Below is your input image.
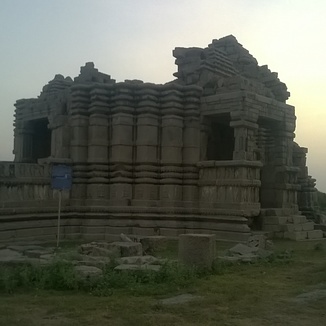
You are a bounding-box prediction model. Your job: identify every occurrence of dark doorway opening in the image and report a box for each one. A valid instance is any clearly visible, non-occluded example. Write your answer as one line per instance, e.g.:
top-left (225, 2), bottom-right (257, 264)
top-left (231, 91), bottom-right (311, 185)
top-left (206, 114), bottom-right (234, 161)
top-left (29, 118), bottom-right (51, 162)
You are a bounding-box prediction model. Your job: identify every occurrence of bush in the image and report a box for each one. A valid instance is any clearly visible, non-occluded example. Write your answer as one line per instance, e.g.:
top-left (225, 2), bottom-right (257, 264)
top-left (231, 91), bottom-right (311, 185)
top-left (0, 261), bottom-right (78, 293)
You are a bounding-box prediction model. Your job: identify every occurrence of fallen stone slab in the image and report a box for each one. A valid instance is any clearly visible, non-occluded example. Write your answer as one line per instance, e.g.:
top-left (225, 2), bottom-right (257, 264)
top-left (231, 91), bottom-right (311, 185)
top-left (159, 294), bottom-right (202, 305)
top-left (107, 242), bottom-right (142, 257)
top-left (120, 233), bottom-right (133, 242)
top-left (240, 253), bottom-right (259, 263)
top-left (228, 243), bottom-right (256, 256)
top-left (25, 249), bottom-right (54, 259)
top-left (219, 243), bottom-right (273, 263)
top-left (7, 245), bottom-right (46, 253)
top-left (0, 249), bottom-right (49, 265)
top-left (79, 242), bottom-right (120, 258)
top-left (74, 255), bottom-right (111, 268)
top-left (39, 254), bottom-right (55, 260)
top-left (117, 255), bottom-right (158, 265)
top-left (90, 246), bottom-right (120, 258)
top-left (74, 265), bottom-right (103, 281)
top-left (0, 248), bottom-right (24, 262)
top-left (114, 264), bottom-right (161, 272)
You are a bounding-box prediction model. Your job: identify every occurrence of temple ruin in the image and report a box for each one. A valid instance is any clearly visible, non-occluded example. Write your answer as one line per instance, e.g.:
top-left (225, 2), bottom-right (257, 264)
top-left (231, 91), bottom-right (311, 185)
top-left (0, 35), bottom-right (322, 242)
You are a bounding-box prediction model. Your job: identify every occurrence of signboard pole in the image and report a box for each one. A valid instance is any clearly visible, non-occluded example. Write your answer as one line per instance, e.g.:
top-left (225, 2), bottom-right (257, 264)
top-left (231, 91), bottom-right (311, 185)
top-left (56, 190), bottom-right (62, 247)
top-left (51, 164), bottom-right (72, 248)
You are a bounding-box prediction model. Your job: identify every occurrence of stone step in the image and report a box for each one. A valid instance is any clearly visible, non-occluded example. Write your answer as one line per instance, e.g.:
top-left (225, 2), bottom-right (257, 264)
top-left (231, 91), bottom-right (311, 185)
top-left (283, 230), bottom-right (324, 240)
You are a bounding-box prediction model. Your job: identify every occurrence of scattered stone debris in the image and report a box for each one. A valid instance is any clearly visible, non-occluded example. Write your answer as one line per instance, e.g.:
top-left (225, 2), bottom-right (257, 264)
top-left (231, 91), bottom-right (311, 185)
top-left (247, 233), bottom-right (267, 249)
top-left (218, 243), bottom-right (273, 263)
top-left (120, 233), bottom-right (133, 242)
top-left (140, 236), bottom-right (168, 254)
top-left (108, 242), bottom-right (142, 257)
top-left (159, 294), bottom-right (202, 306)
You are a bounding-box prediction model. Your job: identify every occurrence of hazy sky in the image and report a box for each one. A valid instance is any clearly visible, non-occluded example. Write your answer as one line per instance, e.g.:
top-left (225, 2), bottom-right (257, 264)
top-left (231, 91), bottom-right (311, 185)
top-left (1, 0), bottom-right (326, 190)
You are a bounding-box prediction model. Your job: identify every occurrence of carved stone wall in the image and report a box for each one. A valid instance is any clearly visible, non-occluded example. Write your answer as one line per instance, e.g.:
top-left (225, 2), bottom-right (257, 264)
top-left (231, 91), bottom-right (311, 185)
top-left (0, 36), bottom-right (321, 243)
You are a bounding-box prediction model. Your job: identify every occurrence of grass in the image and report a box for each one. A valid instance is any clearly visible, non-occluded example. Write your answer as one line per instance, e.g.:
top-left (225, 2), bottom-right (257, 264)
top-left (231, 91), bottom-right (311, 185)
top-left (0, 240), bottom-right (326, 325)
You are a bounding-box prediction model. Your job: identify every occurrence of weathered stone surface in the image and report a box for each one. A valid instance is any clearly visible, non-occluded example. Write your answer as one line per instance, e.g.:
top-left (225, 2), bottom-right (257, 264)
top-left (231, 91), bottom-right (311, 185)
top-left (8, 245), bottom-right (45, 253)
top-left (0, 249), bottom-right (24, 262)
top-left (219, 243), bottom-right (273, 263)
top-left (120, 233), bottom-right (133, 242)
top-left (79, 242), bottom-right (120, 257)
top-left (108, 242), bottom-right (142, 257)
top-left (307, 230), bottom-right (323, 239)
top-left (247, 233), bottom-right (267, 249)
top-left (74, 265), bottom-right (103, 280)
top-left (117, 255), bottom-right (157, 265)
top-left (114, 264), bottom-right (161, 272)
top-left (229, 243), bottom-right (254, 256)
top-left (178, 234), bottom-right (216, 268)
top-left (24, 249), bottom-right (54, 258)
top-left (140, 236), bottom-right (167, 253)
top-left (284, 231), bottom-right (307, 241)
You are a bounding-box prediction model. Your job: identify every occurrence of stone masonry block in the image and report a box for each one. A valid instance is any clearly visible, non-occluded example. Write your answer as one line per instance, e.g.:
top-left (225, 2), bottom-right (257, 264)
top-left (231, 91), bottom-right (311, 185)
top-left (263, 225), bottom-right (281, 232)
top-left (293, 224), bottom-right (303, 232)
top-left (287, 215), bottom-right (302, 224)
top-left (280, 224), bottom-right (295, 232)
top-left (274, 232), bottom-right (284, 239)
top-left (284, 231), bottom-right (307, 241)
top-left (307, 230), bottom-right (323, 240)
top-left (178, 234), bottom-right (216, 268)
top-left (302, 222), bottom-right (314, 231)
top-left (263, 216), bottom-right (287, 225)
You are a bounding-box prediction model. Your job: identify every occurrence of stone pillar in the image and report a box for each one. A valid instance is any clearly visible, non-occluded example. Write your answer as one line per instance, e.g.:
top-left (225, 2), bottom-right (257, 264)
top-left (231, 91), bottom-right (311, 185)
top-left (293, 145), bottom-right (317, 219)
top-left (70, 86), bottom-right (90, 162)
top-left (14, 122), bottom-right (34, 163)
top-left (70, 86), bottom-right (90, 203)
top-left (160, 114), bottom-right (183, 205)
top-left (109, 86), bottom-right (134, 205)
top-left (230, 119), bottom-right (258, 161)
top-left (272, 127), bottom-right (299, 211)
top-left (70, 115), bottom-right (89, 162)
top-left (48, 115), bottom-right (69, 159)
top-left (86, 87), bottom-right (111, 204)
top-left (183, 116), bottom-right (200, 205)
top-left (134, 112), bottom-right (159, 203)
top-left (88, 113), bottom-right (109, 163)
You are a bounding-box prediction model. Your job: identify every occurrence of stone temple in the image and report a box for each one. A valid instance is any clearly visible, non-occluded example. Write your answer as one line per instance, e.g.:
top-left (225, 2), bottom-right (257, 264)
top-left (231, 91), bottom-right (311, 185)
top-left (0, 35), bottom-right (322, 242)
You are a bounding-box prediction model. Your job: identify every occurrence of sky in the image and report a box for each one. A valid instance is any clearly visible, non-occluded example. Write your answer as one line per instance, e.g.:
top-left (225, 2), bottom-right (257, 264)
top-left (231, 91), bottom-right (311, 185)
top-left (1, 0), bottom-right (326, 190)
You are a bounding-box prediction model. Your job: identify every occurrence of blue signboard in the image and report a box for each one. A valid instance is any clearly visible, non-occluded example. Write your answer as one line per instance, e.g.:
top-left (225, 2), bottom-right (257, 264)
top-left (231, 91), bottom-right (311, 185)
top-left (51, 165), bottom-right (72, 190)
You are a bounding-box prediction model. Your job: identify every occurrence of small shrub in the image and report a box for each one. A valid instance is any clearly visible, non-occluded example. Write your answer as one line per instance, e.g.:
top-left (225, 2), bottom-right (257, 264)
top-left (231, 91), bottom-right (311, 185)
top-left (0, 261), bottom-right (78, 293)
